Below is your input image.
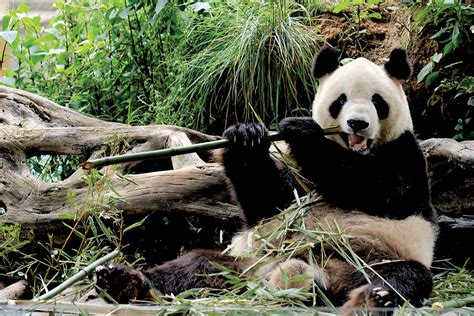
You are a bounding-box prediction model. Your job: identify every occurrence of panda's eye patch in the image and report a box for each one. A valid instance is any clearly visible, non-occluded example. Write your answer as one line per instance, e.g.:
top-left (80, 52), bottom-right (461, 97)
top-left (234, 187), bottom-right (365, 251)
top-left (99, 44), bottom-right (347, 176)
top-left (329, 93), bottom-right (347, 119)
top-left (372, 93), bottom-right (389, 120)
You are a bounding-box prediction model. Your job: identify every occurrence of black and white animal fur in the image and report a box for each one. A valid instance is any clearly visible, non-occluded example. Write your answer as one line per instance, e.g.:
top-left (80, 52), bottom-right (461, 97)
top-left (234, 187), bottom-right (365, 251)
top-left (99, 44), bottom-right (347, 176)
top-left (95, 48), bottom-right (438, 309)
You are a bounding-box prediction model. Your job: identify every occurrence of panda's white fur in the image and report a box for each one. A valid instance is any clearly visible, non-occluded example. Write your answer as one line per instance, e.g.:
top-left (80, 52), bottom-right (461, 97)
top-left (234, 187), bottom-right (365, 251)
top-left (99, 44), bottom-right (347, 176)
top-left (230, 207), bottom-right (436, 267)
top-left (313, 57), bottom-right (413, 152)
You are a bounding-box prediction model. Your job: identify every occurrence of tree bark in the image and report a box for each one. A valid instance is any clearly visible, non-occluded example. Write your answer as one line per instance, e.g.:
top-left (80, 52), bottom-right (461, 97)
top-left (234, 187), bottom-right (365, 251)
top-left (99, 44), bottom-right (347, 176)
top-left (0, 86), bottom-right (472, 265)
top-left (0, 280), bottom-right (29, 300)
top-left (0, 86), bottom-right (243, 234)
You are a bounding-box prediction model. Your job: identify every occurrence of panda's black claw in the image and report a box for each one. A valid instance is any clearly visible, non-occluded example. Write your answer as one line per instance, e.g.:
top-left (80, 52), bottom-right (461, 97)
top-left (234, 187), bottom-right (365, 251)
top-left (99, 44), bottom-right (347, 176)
top-left (223, 123), bottom-right (268, 149)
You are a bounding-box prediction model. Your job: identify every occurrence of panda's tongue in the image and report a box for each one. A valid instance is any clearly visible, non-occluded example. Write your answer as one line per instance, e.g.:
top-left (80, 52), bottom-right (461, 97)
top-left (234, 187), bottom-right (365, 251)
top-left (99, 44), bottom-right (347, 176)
top-left (348, 133), bottom-right (368, 151)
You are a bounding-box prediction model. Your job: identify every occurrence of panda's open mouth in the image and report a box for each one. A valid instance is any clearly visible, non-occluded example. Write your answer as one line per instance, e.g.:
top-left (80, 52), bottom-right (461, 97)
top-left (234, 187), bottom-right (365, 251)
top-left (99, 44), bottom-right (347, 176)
top-left (341, 133), bottom-right (372, 152)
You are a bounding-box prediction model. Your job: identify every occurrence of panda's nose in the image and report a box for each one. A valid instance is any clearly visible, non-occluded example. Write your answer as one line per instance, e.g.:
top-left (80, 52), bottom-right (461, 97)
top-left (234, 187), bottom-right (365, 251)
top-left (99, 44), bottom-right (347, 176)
top-left (347, 119), bottom-right (369, 131)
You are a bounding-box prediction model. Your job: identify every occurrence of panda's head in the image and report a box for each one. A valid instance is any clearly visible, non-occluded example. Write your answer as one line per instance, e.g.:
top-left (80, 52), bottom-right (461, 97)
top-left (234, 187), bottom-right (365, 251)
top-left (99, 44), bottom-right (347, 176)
top-left (312, 47), bottom-right (413, 153)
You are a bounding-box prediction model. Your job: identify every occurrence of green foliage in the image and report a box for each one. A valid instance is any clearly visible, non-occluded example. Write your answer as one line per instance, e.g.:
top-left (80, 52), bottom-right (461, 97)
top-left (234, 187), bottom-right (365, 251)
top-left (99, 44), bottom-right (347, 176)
top-left (415, 0), bottom-right (474, 140)
top-left (28, 155), bottom-right (82, 182)
top-left (1, 1), bottom-right (321, 134)
top-left (0, 0), bottom-right (187, 126)
top-left (0, 140), bottom-right (147, 297)
top-left (169, 1), bottom-right (320, 133)
top-left (431, 262), bottom-right (474, 303)
top-left (332, 0), bottom-right (383, 23)
top-left (331, 0), bottom-right (384, 53)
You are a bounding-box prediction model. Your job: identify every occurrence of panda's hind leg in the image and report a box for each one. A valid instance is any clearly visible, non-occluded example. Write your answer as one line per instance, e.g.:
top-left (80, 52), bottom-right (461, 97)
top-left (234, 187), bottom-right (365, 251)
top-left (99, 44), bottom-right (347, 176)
top-left (342, 260), bottom-right (433, 310)
top-left (95, 249), bottom-right (243, 303)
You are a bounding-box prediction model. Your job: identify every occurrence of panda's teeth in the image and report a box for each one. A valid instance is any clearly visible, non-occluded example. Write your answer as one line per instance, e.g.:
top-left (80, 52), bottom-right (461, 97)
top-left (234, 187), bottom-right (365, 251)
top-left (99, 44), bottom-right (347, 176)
top-left (348, 134), bottom-right (368, 151)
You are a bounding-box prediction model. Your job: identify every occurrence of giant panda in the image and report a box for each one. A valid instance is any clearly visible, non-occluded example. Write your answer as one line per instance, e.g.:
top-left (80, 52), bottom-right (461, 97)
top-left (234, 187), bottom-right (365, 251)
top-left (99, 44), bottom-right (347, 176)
top-left (95, 47), bottom-right (438, 309)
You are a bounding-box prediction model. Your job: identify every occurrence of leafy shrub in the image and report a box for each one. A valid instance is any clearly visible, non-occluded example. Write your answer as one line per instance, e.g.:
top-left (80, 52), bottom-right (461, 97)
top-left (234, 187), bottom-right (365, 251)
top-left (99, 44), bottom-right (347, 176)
top-left (414, 0), bottom-right (473, 140)
top-left (0, 0), bottom-right (186, 126)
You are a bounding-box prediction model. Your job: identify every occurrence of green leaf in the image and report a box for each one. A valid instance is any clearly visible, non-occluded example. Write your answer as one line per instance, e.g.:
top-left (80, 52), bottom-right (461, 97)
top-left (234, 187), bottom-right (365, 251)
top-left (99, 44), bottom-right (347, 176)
top-left (31, 53), bottom-right (46, 65)
top-left (432, 52), bottom-right (443, 63)
top-left (119, 7), bottom-right (132, 19)
top-left (443, 42), bottom-right (454, 55)
top-left (431, 27), bottom-right (446, 40)
top-left (332, 0), bottom-right (349, 14)
top-left (368, 12), bottom-right (382, 19)
top-left (57, 213), bottom-right (77, 220)
top-left (0, 31), bottom-right (18, 44)
top-left (44, 27), bottom-right (62, 40)
top-left (458, 77), bottom-right (474, 94)
top-left (15, 3), bottom-right (31, 14)
top-left (451, 24), bottom-right (460, 48)
top-left (289, 274), bottom-right (313, 283)
top-left (124, 216), bottom-right (148, 233)
top-left (425, 71), bottom-right (440, 87)
top-left (2, 15), bottom-right (11, 31)
top-left (417, 62), bottom-right (433, 83)
top-left (0, 76), bottom-right (15, 87)
top-left (155, 0), bottom-right (169, 15)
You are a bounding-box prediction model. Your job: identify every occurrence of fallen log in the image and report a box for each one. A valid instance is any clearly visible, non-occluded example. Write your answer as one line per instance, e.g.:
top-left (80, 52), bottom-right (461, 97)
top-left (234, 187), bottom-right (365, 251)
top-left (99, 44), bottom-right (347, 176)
top-left (0, 280), bottom-right (28, 300)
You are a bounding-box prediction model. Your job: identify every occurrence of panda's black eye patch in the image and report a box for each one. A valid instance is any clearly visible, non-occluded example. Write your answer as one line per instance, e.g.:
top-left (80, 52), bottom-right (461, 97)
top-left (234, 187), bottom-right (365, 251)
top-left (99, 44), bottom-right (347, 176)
top-left (329, 93), bottom-right (347, 119)
top-left (372, 93), bottom-right (389, 120)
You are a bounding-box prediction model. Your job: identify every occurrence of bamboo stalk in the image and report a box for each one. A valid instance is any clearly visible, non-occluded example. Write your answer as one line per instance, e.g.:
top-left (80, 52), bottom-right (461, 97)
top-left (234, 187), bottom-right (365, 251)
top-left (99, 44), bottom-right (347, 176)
top-left (433, 296), bottom-right (474, 309)
top-left (82, 127), bottom-right (340, 170)
top-left (34, 249), bottom-right (120, 301)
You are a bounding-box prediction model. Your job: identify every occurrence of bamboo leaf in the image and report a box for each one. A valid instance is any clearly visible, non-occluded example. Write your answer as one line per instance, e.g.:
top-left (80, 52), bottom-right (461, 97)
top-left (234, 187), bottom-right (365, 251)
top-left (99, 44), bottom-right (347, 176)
top-left (0, 31), bottom-right (18, 45)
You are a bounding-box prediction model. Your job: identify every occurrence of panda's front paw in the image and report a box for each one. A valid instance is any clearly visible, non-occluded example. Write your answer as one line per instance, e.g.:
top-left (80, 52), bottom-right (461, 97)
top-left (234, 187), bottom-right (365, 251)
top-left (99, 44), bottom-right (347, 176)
top-left (278, 117), bottom-right (324, 142)
top-left (95, 263), bottom-right (155, 303)
top-left (223, 123), bottom-right (269, 150)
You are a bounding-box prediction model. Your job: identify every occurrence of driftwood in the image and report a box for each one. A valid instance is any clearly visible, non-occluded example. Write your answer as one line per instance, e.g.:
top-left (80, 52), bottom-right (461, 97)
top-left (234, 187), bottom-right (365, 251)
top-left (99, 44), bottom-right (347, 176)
top-left (0, 86), bottom-right (243, 233)
top-left (0, 86), bottom-right (472, 265)
top-left (420, 138), bottom-right (474, 265)
top-left (0, 280), bottom-right (28, 300)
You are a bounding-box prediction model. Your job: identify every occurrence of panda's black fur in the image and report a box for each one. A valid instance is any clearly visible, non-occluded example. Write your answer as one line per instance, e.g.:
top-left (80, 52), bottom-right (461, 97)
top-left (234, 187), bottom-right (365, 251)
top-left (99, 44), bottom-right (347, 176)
top-left (95, 48), bottom-right (438, 309)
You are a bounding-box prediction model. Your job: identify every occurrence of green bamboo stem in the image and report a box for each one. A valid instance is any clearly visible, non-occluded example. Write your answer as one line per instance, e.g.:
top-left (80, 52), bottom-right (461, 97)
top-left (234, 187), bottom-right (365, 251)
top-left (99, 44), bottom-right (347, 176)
top-left (434, 296), bottom-right (474, 309)
top-left (34, 249), bottom-right (120, 301)
top-left (82, 127), bottom-right (341, 170)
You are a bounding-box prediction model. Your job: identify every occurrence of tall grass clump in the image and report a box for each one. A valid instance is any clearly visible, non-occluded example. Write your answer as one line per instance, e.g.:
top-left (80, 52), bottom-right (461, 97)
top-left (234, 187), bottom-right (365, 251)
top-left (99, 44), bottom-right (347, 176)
top-left (172, 1), bottom-right (322, 133)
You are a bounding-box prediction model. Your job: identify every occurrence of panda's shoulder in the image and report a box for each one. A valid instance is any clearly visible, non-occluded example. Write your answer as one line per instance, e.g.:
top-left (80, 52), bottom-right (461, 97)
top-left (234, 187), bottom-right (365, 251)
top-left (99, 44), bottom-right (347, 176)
top-left (379, 131), bottom-right (424, 159)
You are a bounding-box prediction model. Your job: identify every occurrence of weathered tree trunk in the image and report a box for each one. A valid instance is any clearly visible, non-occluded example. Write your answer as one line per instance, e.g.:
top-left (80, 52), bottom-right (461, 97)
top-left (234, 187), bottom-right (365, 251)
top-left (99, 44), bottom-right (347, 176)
top-left (419, 138), bottom-right (474, 265)
top-left (0, 280), bottom-right (29, 300)
top-left (0, 86), bottom-right (472, 265)
top-left (0, 86), bottom-right (244, 233)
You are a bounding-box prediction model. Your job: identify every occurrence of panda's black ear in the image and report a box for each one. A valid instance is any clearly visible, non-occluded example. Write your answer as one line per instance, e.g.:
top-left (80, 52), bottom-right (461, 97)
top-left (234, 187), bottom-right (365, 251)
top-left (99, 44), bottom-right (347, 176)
top-left (384, 48), bottom-right (412, 80)
top-left (312, 47), bottom-right (339, 79)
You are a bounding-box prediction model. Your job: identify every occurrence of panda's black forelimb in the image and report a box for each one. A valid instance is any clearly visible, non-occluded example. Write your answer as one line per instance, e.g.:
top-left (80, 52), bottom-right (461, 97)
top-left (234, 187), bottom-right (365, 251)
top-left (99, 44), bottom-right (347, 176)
top-left (278, 117), bottom-right (435, 222)
top-left (222, 123), bottom-right (296, 226)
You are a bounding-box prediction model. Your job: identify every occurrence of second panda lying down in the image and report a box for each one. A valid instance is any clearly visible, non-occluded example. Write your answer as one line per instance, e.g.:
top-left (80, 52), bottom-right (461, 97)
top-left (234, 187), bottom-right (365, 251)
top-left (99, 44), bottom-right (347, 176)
top-left (95, 48), bottom-right (438, 309)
